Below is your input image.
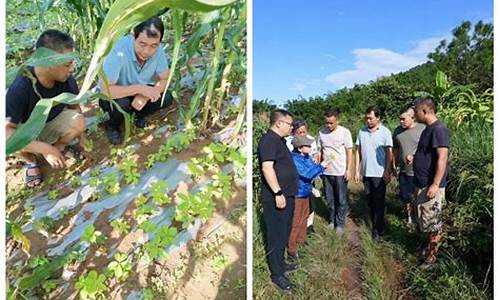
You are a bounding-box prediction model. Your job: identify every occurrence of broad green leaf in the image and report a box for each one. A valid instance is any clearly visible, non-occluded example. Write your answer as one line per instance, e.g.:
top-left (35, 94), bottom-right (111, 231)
top-left (161, 9), bottom-right (183, 106)
top-left (78, 0), bottom-right (236, 99)
top-left (6, 92), bottom-right (92, 155)
top-left (6, 47), bottom-right (78, 88)
top-left (18, 255), bottom-right (67, 290)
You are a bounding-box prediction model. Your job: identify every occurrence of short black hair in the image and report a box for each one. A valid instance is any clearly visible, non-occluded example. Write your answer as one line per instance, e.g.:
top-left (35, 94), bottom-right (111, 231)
top-left (365, 105), bottom-right (381, 118)
top-left (133, 16), bottom-right (164, 41)
top-left (324, 108), bottom-right (340, 118)
top-left (270, 109), bottom-right (293, 125)
top-left (399, 104), bottom-right (415, 116)
top-left (35, 30), bottom-right (75, 52)
top-left (414, 97), bottom-right (436, 112)
top-left (292, 120), bottom-right (306, 132)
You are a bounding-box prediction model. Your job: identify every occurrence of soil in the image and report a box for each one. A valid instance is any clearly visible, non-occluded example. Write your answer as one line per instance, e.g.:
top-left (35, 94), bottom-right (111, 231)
top-left (5, 93), bottom-right (246, 300)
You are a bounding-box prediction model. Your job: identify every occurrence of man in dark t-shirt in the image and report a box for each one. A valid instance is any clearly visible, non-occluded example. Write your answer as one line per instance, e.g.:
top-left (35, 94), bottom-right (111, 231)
top-left (6, 30), bottom-right (86, 187)
top-left (258, 109), bottom-right (299, 293)
top-left (413, 97), bottom-right (450, 269)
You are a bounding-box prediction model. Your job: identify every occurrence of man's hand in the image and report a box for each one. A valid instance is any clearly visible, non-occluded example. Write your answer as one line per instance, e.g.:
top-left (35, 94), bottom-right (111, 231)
top-left (406, 154), bottom-right (414, 165)
top-left (41, 144), bottom-right (65, 169)
top-left (320, 160), bottom-right (330, 168)
top-left (426, 183), bottom-right (439, 199)
top-left (275, 195), bottom-right (286, 209)
top-left (344, 168), bottom-right (351, 181)
top-left (131, 94), bottom-right (149, 111)
top-left (355, 171), bottom-right (362, 183)
top-left (312, 153), bottom-right (321, 163)
top-left (137, 85), bottom-right (161, 101)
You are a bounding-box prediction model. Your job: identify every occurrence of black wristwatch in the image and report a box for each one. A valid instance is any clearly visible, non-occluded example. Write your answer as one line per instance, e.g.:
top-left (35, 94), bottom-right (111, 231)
top-left (273, 190), bottom-right (283, 196)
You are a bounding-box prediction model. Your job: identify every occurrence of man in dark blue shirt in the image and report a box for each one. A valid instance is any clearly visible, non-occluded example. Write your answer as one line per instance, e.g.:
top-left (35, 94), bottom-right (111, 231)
top-left (413, 97), bottom-right (450, 269)
top-left (6, 30), bottom-right (86, 187)
top-left (258, 109), bottom-right (299, 294)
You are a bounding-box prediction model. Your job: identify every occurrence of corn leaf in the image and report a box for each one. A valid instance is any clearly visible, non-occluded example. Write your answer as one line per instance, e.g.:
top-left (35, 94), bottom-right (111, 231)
top-left (6, 92), bottom-right (92, 155)
top-left (78, 0), bottom-right (236, 99)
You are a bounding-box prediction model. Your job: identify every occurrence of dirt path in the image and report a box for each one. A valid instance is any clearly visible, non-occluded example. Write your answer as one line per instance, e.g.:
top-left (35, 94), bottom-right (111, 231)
top-left (341, 217), bottom-right (364, 299)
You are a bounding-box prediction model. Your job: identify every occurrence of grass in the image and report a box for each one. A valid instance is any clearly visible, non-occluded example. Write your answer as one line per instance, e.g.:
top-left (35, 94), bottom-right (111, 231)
top-left (252, 179), bottom-right (490, 300)
top-left (253, 201), bottom-right (351, 300)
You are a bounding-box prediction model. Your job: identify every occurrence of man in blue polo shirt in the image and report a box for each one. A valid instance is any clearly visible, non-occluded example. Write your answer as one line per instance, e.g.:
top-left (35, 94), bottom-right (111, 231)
top-left (99, 16), bottom-right (173, 144)
top-left (355, 106), bottom-right (393, 240)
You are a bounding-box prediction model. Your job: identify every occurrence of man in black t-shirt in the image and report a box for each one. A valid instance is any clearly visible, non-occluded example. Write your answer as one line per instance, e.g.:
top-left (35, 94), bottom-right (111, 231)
top-left (413, 97), bottom-right (450, 269)
top-left (6, 30), bottom-right (86, 187)
top-left (258, 109), bottom-right (299, 293)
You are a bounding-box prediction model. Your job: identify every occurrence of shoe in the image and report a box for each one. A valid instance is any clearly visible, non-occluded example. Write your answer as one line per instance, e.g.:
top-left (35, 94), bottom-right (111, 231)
top-left (335, 226), bottom-right (345, 236)
top-left (307, 225), bottom-right (315, 234)
top-left (135, 117), bottom-right (147, 128)
top-left (287, 252), bottom-right (299, 263)
top-left (372, 231), bottom-right (381, 242)
top-left (284, 263), bottom-right (298, 274)
top-left (106, 126), bottom-right (123, 145)
top-left (284, 275), bottom-right (296, 288)
top-left (328, 223), bottom-right (335, 230)
top-left (271, 276), bottom-right (292, 294)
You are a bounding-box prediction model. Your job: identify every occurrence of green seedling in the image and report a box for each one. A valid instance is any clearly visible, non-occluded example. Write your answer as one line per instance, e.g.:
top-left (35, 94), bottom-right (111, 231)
top-left (80, 224), bottom-right (105, 245)
top-left (139, 220), bottom-right (158, 233)
top-left (110, 218), bottom-right (130, 235)
top-left (107, 253), bottom-right (132, 282)
top-left (42, 279), bottom-right (57, 293)
top-left (74, 270), bottom-right (108, 300)
top-left (142, 288), bottom-right (154, 300)
top-left (58, 207), bottom-right (70, 218)
top-left (70, 176), bottom-right (82, 188)
top-left (28, 255), bottom-right (49, 269)
top-left (144, 226), bottom-right (178, 260)
top-left (211, 172), bottom-right (233, 202)
top-left (146, 153), bottom-right (159, 169)
top-left (48, 190), bottom-right (59, 200)
top-left (89, 177), bottom-right (101, 188)
top-left (175, 193), bottom-right (195, 228)
top-left (187, 158), bottom-right (205, 181)
top-left (120, 157), bottom-right (140, 185)
top-left (134, 194), bottom-right (148, 206)
top-left (102, 173), bottom-right (120, 195)
top-left (212, 254), bottom-right (228, 269)
top-left (90, 169), bottom-right (100, 178)
top-left (34, 216), bottom-right (55, 233)
top-left (150, 180), bottom-right (171, 206)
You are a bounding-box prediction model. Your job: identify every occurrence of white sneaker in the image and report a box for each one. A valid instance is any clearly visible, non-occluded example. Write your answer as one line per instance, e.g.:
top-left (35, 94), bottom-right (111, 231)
top-left (328, 223), bottom-right (335, 230)
top-left (336, 227), bottom-right (344, 236)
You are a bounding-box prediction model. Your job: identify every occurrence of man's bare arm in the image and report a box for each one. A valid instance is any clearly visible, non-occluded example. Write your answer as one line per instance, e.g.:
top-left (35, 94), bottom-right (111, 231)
top-left (345, 147), bottom-right (352, 179)
top-left (433, 147), bottom-right (448, 187)
top-left (262, 160), bottom-right (286, 208)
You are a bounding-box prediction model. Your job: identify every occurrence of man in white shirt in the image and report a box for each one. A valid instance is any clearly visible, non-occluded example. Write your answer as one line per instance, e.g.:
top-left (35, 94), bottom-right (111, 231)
top-left (317, 109), bottom-right (353, 235)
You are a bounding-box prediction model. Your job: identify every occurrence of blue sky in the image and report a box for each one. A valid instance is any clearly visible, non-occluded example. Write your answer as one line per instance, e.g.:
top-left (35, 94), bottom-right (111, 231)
top-left (253, 0), bottom-right (493, 105)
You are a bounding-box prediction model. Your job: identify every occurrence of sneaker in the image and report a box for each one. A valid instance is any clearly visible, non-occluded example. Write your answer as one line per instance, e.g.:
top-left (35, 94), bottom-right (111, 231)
top-left (106, 126), bottom-right (123, 145)
top-left (135, 117), bottom-right (147, 128)
top-left (419, 258), bottom-right (437, 271)
top-left (287, 252), bottom-right (299, 263)
top-left (285, 275), bottom-right (296, 288)
top-left (335, 226), bottom-right (345, 236)
top-left (372, 231), bottom-right (381, 242)
top-left (328, 223), bottom-right (335, 230)
top-left (284, 263), bottom-right (298, 274)
top-left (271, 276), bottom-right (292, 294)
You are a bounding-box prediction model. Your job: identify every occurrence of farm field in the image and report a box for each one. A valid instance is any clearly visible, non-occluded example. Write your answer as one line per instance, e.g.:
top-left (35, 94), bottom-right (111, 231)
top-left (5, 0), bottom-right (247, 299)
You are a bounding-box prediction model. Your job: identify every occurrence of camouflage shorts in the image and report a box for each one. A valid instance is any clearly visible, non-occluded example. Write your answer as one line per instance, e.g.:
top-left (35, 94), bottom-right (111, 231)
top-left (414, 187), bottom-right (445, 233)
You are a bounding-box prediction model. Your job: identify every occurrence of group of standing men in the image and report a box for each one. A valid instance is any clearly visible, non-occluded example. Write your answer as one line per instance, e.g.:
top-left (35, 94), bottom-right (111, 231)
top-left (258, 99), bottom-right (449, 293)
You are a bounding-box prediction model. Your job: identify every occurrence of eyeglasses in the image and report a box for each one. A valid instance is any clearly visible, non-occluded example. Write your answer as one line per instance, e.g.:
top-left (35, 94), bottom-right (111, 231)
top-left (279, 120), bottom-right (293, 126)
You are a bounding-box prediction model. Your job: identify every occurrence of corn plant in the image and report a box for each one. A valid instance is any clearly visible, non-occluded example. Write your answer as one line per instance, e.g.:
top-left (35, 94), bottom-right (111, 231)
top-left (6, 0), bottom-right (236, 155)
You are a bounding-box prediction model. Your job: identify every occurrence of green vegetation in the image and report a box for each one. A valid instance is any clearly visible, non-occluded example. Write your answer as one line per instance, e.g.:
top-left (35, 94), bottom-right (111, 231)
top-left (253, 19), bottom-right (492, 298)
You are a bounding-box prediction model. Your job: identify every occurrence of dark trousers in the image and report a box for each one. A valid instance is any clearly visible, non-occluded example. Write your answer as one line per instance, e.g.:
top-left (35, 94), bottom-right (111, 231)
top-left (322, 175), bottom-right (348, 227)
top-left (99, 91), bottom-right (173, 130)
top-left (262, 196), bottom-right (295, 279)
top-left (363, 176), bottom-right (386, 235)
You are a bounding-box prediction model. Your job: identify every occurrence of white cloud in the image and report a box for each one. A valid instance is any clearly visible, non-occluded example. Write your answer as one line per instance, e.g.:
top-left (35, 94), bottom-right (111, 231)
top-left (324, 36), bottom-right (444, 88)
top-left (290, 79), bottom-right (321, 92)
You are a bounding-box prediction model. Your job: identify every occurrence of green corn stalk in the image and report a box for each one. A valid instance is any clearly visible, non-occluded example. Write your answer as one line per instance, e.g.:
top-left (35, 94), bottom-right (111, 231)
top-left (230, 90), bottom-right (246, 144)
top-left (6, 0), bottom-right (235, 155)
top-left (160, 9), bottom-right (184, 106)
top-left (78, 0), bottom-right (236, 100)
top-left (201, 8), bottom-right (230, 130)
